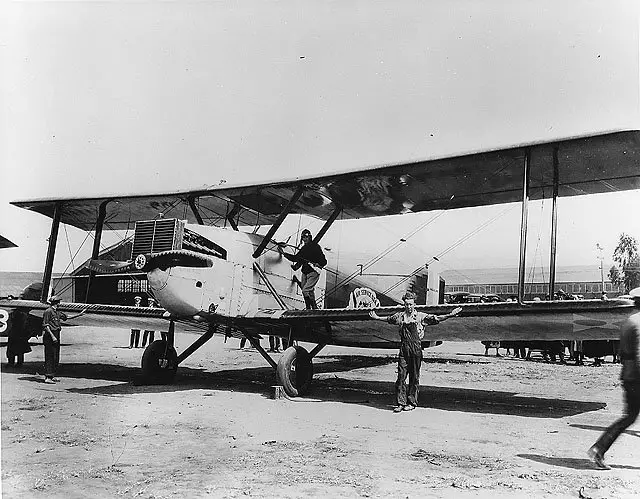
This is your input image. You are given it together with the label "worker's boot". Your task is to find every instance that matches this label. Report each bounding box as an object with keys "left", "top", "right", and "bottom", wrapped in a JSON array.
[{"left": 307, "top": 291, "right": 318, "bottom": 309}]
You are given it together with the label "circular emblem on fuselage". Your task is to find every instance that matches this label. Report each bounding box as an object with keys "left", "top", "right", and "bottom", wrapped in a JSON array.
[
  {"left": 347, "top": 287, "right": 381, "bottom": 309},
  {"left": 134, "top": 254, "right": 147, "bottom": 270}
]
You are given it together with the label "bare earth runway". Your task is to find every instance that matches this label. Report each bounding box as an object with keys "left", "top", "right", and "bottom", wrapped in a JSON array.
[{"left": 2, "top": 327, "right": 639, "bottom": 498}]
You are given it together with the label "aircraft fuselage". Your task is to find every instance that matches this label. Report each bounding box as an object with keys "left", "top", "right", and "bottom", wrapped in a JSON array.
[{"left": 141, "top": 224, "right": 326, "bottom": 319}]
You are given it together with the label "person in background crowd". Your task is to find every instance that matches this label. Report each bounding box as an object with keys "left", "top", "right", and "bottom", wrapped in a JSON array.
[
  {"left": 141, "top": 297, "right": 156, "bottom": 347},
  {"left": 129, "top": 295, "right": 142, "bottom": 348},
  {"left": 6, "top": 311, "right": 32, "bottom": 367},
  {"left": 571, "top": 340, "right": 585, "bottom": 366},
  {"left": 588, "top": 287, "right": 640, "bottom": 469},
  {"left": 482, "top": 341, "right": 501, "bottom": 357},
  {"left": 269, "top": 335, "right": 281, "bottom": 353}
]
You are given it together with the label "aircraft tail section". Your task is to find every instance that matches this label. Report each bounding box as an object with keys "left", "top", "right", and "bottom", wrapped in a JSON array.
[
  {"left": 406, "top": 261, "right": 442, "bottom": 305},
  {"left": 426, "top": 261, "right": 442, "bottom": 306}
]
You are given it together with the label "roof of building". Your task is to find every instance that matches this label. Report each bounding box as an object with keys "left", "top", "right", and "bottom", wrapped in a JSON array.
[{"left": 440, "top": 265, "right": 607, "bottom": 285}]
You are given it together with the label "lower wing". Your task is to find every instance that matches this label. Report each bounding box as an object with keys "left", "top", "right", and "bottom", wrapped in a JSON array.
[{"left": 1, "top": 298, "right": 634, "bottom": 346}]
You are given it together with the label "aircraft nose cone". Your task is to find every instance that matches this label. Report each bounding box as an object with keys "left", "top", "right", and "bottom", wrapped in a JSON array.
[{"left": 147, "top": 268, "right": 169, "bottom": 292}]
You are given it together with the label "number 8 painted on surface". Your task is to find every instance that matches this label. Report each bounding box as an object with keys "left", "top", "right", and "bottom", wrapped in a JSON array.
[{"left": 0, "top": 309, "right": 8, "bottom": 333}]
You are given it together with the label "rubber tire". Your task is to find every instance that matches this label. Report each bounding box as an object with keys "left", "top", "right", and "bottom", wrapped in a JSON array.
[
  {"left": 141, "top": 340, "right": 178, "bottom": 384},
  {"left": 276, "top": 346, "right": 313, "bottom": 397}
]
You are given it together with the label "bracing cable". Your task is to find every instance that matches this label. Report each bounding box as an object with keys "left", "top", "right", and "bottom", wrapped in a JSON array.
[{"left": 382, "top": 203, "right": 518, "bottom": 296}]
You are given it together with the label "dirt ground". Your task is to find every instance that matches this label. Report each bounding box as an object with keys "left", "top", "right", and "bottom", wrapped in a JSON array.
[{"left": 2, "top": 327, "right": 639, "bottom": 499}]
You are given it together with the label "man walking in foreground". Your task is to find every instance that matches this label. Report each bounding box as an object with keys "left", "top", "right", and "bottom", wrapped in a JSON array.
[
  {"left": 588, "top": 287, "right": 640, "bottom": 469},
  {"left": 370, "top": 291, "right": 462, "bottom": 412}
]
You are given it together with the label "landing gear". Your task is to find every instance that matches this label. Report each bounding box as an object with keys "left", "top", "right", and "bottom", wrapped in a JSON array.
[
  {"left": 141, "top": 340, "right": 178, "bottom": 384},
  {"left": 276, "top": 346, "right": 314, "bottom": 397}
]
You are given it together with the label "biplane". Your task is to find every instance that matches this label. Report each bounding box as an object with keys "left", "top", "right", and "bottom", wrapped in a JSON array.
[{"left": 1, "top": 129, "right": 639, "bottom": 396}]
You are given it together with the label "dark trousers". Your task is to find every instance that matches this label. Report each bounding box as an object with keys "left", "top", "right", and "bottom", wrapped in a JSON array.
[
  {"left": 43, "top": 336, "right": 60, "bottom": 378},
  {"left": 142, "top": 330, "right": 155, "bottom": 347},
  {"left": 396, "top": 350, "right": 423, "bottom": 407},
  {"left": 7, "top": 353, "right": 25, "bottom": 366},
  {"left": 593, "top": 381, "right": 640, "bottom": 455},
  {"left": 269, "top": 336, "right": 281, "bottom": 351},
  {"left": 130, "top": 329, "right": 140, "bottom": 348}
]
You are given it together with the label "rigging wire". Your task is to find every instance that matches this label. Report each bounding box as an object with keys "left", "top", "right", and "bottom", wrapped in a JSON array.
[
  {"left": 320, "top": 149, "right": 533, "bottom": 300},
  {"left": 321, "top": 210, "right": 447, "bottom": 300},
  {"left": 382, "top": 203, "right": 518, "bottom": 296},
  {"left": 51, "top": 222, "right": 96, "bottom": 296},
  {"left": 525, "top": 196, "right": 547, "bottom": 296}
]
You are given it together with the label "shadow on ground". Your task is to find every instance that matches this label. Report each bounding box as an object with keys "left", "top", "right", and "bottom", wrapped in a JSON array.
[
  {"left": 518, "top": 453, "right": 640, "bottom": 471},
  {"left": 3, "top": 354, "right": 607, "bottom": 418},
  {"left": 569, "top": 423, "right": 640, "bottom": 438}
]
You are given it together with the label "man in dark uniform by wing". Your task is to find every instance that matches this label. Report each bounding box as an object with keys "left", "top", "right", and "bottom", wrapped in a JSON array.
[
  {"left": 278, "top": 229, "right": 327, "bottom": 310},
  {"left": 588, "top": 287, "right": 640, "bottom": 469}
]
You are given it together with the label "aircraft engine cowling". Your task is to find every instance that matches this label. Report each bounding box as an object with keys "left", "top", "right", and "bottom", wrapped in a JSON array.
[{"left": 147, "top": 260, "right": 243, "bottom": 319}]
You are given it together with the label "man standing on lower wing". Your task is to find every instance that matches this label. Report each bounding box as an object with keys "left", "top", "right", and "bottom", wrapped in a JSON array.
[{"left": 278, "top": 229, "right": 327, "bottom": 310}]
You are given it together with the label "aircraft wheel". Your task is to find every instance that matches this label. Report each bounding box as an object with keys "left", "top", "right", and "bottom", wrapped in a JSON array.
[
  {"left": 141, "top": 340, "right": 178, "bottom": 384},
  {"left": 276, "top": 346, "right": 313, "bottom": 397}
]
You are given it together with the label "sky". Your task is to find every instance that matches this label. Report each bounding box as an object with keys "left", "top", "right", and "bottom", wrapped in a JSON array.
[{"left": 1, "top": 1, "right": 639, "bottom": 281}]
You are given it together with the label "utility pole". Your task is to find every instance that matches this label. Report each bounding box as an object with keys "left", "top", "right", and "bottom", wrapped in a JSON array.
[{"left": 596, "top": 243, "right": 605, "bottom": 294}]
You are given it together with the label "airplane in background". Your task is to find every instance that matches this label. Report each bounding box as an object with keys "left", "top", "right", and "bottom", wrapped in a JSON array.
[{"left": 1, "top": 129, "right": 640, "bottom": 396}]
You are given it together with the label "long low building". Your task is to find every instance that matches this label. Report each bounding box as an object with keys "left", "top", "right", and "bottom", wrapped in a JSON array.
[{"left": 441, "top": 265, "right": 624, "bottom": 300}]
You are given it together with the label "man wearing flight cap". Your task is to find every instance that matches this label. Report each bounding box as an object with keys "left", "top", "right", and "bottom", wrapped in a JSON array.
[
  {"left": 41, "top": 295, "right": 85, "bottom": 383},
  {"left": 588, "top": 287, "right": 640, "bottom": 469},
  {"left": 278, "top": 229, "right": 327, "bottom": 309}
]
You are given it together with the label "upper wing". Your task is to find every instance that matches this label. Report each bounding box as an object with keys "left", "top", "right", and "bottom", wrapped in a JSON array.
[{"left": 11, "top": 130, "right": 640, "bottom": 229}]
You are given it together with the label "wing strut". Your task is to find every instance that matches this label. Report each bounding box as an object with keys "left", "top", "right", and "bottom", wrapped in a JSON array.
[
  {"left": 313, "top": 205, "right": 342, "bottom": 244},
  {"left": 252, "top": 186, "right": 304, "bottom": 258},
  {"left": 41, "top": 203, "right": 62, "bottom": 303},
  {"left": 308, "top": 343, "right": 326, "bottom": 358},
  {"left": 253, "top": 262, "right": 289, "bottom": 310},
  {"left": 187, "top": 196, "right": 204, "bottom": 225},
  {"left": 517, "top": 149, "right": 531, "bottom": 303},
  {"left": 226, "top": 203, "right": 240, "bottom": 231},
  {"left": 244, "top": 333, "right": 278, "bottom": 369},
  {"left": 548, "top": 146, "right": 560, "bottom": 299},
  {"left": 175, "top": 327, "right": 215, "bottom": 364},
  {"left": 85, "top": 200, "right": 110, "bottom": 303}
]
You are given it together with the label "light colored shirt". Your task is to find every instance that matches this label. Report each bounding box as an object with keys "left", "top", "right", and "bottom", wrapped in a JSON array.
[{"left": 42, "top": 306, "right": 67, "bottom": 340}]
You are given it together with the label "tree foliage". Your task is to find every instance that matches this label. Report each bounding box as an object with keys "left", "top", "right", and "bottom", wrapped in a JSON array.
[
  {"left": 610, "top": 233, "right": 640, "bottom": 292},
  {"left": 608, "top": 265, "right": 621, "bottom": 286}
]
